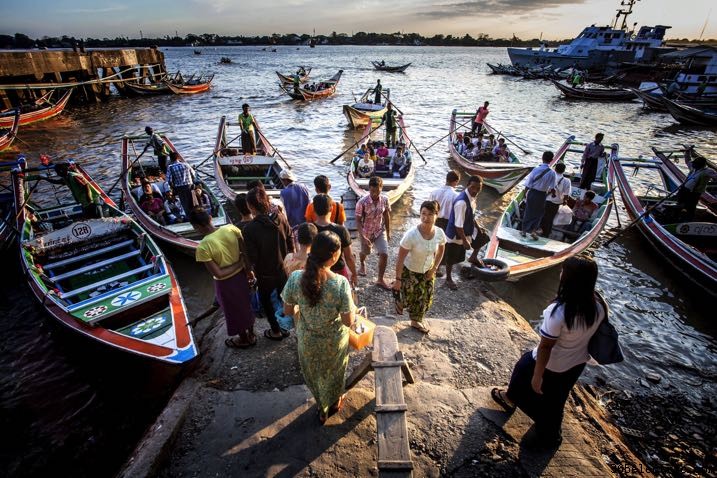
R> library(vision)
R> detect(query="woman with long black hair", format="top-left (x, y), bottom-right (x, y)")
top-left (491, 255), bottom-right (606, 448)
top-left (281, 231), bottom-right (355, 424)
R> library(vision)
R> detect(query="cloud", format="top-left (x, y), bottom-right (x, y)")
top-left (191, 0), bottom-right (234, 13)
top-left (417, 0), bottom-right (586, 19)
top-left (62, 5), bottom-right (128, 14)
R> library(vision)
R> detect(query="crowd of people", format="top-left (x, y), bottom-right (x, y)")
top-left (351, 139), bottom-right (412, 179)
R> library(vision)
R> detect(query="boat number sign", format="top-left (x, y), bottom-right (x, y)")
top-left (227, 155), bottom-right (255, 165)
top-left (677, 223), bottom-right (717, 237)
top-left (72, 223), bottom-right (92, 239)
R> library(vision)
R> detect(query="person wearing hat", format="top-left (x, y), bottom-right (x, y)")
top-left (239, 103), bottom-right (257, 155)
top-left (141, 126), bottom-right (171, 173)
top-left (279, 169), bottom-right (311, 228)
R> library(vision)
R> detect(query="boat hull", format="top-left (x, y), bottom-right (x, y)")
top-left (0, 89), bottom-right (73, 127)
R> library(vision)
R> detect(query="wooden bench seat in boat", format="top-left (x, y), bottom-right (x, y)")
top-left (355, 177), bottom-right (404, 191)
top-left (497, 227), bottom-right (567, 256)
top-left (58, 263), bottom-right (156, 301)
top-left (43, 239), bottom-right (136, 270)
top-left (49, 250), bottom-right (142, 282)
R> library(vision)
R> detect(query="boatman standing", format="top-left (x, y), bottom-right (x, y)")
top-left (142, 126), bottom-right (171, 173)
top-left (239, 103), bottom-right (257, 155)
top-left (472, 101), bottom-right (490, 135)
top-left (521, 151), bottom-right (557, 240)
top-left (579, 133), bottom-right (605, 190)
top-left (381, 103), bottom-right (398, 148)
top-left (373, 79), bottom-right (383, 104)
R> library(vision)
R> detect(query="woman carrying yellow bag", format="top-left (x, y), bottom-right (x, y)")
top-left (282, 231), bottom-right (355, 424)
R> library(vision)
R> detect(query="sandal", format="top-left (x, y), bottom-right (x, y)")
top-left (446, 280), bottom-right (458, 291)
top-left (468, 258), bottom-right (486, 268)
top-left (328, 394), bottom-right (346, 417)
top-left (225, 337), bottom-right (256, 349)
top-left (280, 328), bottom-right (290, 337)
top-left (411, 321), bottom-right (430, 334)
top-left (263, 329), bottom-right (284, 341)
top-left (491, 387), bottom-right (516, 413)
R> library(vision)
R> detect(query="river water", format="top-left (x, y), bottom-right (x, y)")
top-left (1, 46), bottom-right (715, 476)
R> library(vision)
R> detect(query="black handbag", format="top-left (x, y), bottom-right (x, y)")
top-left (588, 293), bottom-right (624, 365)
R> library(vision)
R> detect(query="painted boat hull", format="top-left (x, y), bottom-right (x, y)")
top-left (166, 77), bottom-right (212, 94)
top-left (120, 134), bottom-right (229, 253)
top-left (276, 69), bottom-right (311, 85)
top-left (0, 89), bottom-right (73, 127)
top-left (613, 157), bottom-right (717, 295)
top-left (552, 80), bottom-right (636, 101)
top-left (346, 116), bottom-right (415, 206)
top-left (282, 70), bottom-right (343, 100)
top-left (448, 109), bottom-right (531, 194)
top-left (13, 162), bottom-right (197, 364)
top-left (484, 136), bottom-right (617, 280)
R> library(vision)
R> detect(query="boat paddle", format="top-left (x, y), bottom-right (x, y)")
top-left (396, 120), bottom-right (427, 164)
top-left (423, 118), bottom-right (473, 152)
top-left (484, 124), bottom-right (531, 155)
top-left (188, 304), bottom-right (220, 327)
top-left (106, 146), bottom-right (146, 196)
top-left (603, 182), bottom-right (684, 246)
top-left (193, 131), bottom-right (243, 171)
top-left (329, 123), bottom-right (383, 164)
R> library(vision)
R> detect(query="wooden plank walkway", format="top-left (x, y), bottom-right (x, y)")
top-left (341, 189), bottom-right (358, 238)
top-left (346, 325), bottom-right (414, 478)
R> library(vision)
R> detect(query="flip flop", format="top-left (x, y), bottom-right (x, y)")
top-left (375, 282), bottom-right (392, 291)
top-left (491, 387), bottom-right (516, 413)
top-left (468, 258), bottom-right (486, 268)
top-left (225, 337), bottom-right (255, 349)
top-left (328, 394), bottom-right (346, 417)
top-left (411, 322), bottom-right (430, 334)
top-left (263, 329), bottom-right (284, 341)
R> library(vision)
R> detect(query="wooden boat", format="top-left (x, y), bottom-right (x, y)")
top-left (371, 61), bottom-right (411, 73)
top-left (343, 87), bottom-right (390, 129)
top-left (448, 109), bottom-right (532, 194)
top-left (0, 157), bottom-right (24, 249)
top-left (632, 88), bottom-right (717, 112)
top-left (0, 109), bottom-right (20, 151)
top-left (120, 133), bottom-right (229, 253)
top-left (166, 74), bottom-right (213, 94)
top-left (652, 146), bottom-right (717, 213)
top-left (219, 57), bottom-right (232, 64)
top-left (12, 160), bottom-right (198, 364)
top-left (484, 136), bottom-right (617, 280)
top-left (0, 89), bottom-right (73, 127)
top-left (276, 67), bottom-right (312, 85)
top-left (193, 50), bottom-right (201, 55)
top-left (662, 98), bottom-right (717, 127)
top-left (612, 155), bottom-right (717, 295)
top-left (630, 87), bottom-right (668, 110)
top-left (346, 115), bottom-right (415, 206)
top-left (213, 115), bottom-right (287, 202)
top-left (551, 79), bottom-right (636, 101)
top-left (281, 70), bottom-right (343, 100)
top-left (125, 81), bottom-right (171, 96)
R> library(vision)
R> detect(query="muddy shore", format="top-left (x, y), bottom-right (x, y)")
top-left (121, 213), bottom-right (714, 478)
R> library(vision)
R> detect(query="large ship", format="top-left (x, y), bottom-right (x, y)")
top-left (507, 0), bottom-right (671, 72)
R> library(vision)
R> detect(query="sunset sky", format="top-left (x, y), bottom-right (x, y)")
top-left (1, 0), bottom-right (714, 40)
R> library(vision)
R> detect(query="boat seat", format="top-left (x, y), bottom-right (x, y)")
top-left (43, 239), bottom-right (136, 270)
top-left (498, 227), bottom-right (568, 253)
top-left (50, 250), bottom-right (142, 282)
top-left (59, 263), bottom-right (155, 300)
top-left (226, 176), bottom-right (274, 182)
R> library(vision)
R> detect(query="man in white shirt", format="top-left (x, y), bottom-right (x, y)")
top-left (429, 170), bottom-right (460, 277)
top-left (540, 163), bottom-right (571, 237)
top-left (443, 175), bottom-right (484, 290)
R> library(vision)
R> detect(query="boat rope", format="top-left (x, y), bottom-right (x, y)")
top-left (255, 128), bottom-right (293, 171)
top-left (0, 64), bottom-right (165, 90)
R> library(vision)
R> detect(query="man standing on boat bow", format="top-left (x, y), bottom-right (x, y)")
top-left (373, 79), bottom-right (383, 104)
top-left (579, 133), bottom-right (604, 190)
top-left (381, 103), bottom-right (398, 148)
top-left (239, 103), bottom-right (257, 155)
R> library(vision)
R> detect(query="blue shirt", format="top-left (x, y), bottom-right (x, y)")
top-left (167, 161), bottom-right (195, 188)
top-left (525, 163), bottom-right (557, 193)
top-left (280, 182), bottom-right (311, 227)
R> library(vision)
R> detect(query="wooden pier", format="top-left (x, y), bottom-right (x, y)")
top-left (0, 48), bottom-right (167, 107)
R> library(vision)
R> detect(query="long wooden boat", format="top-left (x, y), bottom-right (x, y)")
top-left (166, 74), bottom-right (213, 95)
top-left (276, 68), bottom-right (312, 85)
top-left (125, 81), bottom-right (172, 96)
top-left (343, 87), bottom-right (390, 129)
top-left (371, 61), bottom-right (411, 73)
top-left (552, 80), bottom-right (636, 101)
top-left (12, 160), bottom-right (197, 364)
top-left (213, 115), bottom-right (287, 202)
top-left (0, 89), bottom-right (73, 127)
top-left (448, 109), bottom-right (532, 194)
top-left (663, 98), bottom-right (717, 127)
top-left (346, 115), bottom-right (415, 206)
top-left (0, 158), bottom-right (24, 249)
top-left (652, 146), bottom-right (717, 213)
top-left (612, 155), bottom-right (717, 295)
top-left (484, 136), bottom-right (617, 280)
top-left (632, 88), bottom-right (717, 112)
top-left (281, 70), bottom-right (343, 100)
top-left (0, 109), bottom-right (20, 151)
top-left (120, 133), bottom-right (229, 253)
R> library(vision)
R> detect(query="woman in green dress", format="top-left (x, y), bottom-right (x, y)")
top-left (282, 231), bottom-right (355, 423)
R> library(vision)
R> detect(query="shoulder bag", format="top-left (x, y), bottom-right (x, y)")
top-left (588, 293), bottom-right (624, 365)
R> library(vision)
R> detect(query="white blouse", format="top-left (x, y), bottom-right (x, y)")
top-left (400, 226), bottom-right (447, 274)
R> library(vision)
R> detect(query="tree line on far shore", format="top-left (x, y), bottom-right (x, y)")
top-left (2, 32), bottom-right (713, 50)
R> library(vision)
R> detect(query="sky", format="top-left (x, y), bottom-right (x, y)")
top-left (1, 0), bottom-right (714, 41)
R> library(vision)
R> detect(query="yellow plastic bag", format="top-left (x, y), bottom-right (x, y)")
top-left (348, 306), bottom-right (375, 350)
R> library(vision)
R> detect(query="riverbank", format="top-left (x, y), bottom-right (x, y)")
top-left (119, 228), bottom-right (650, 477)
